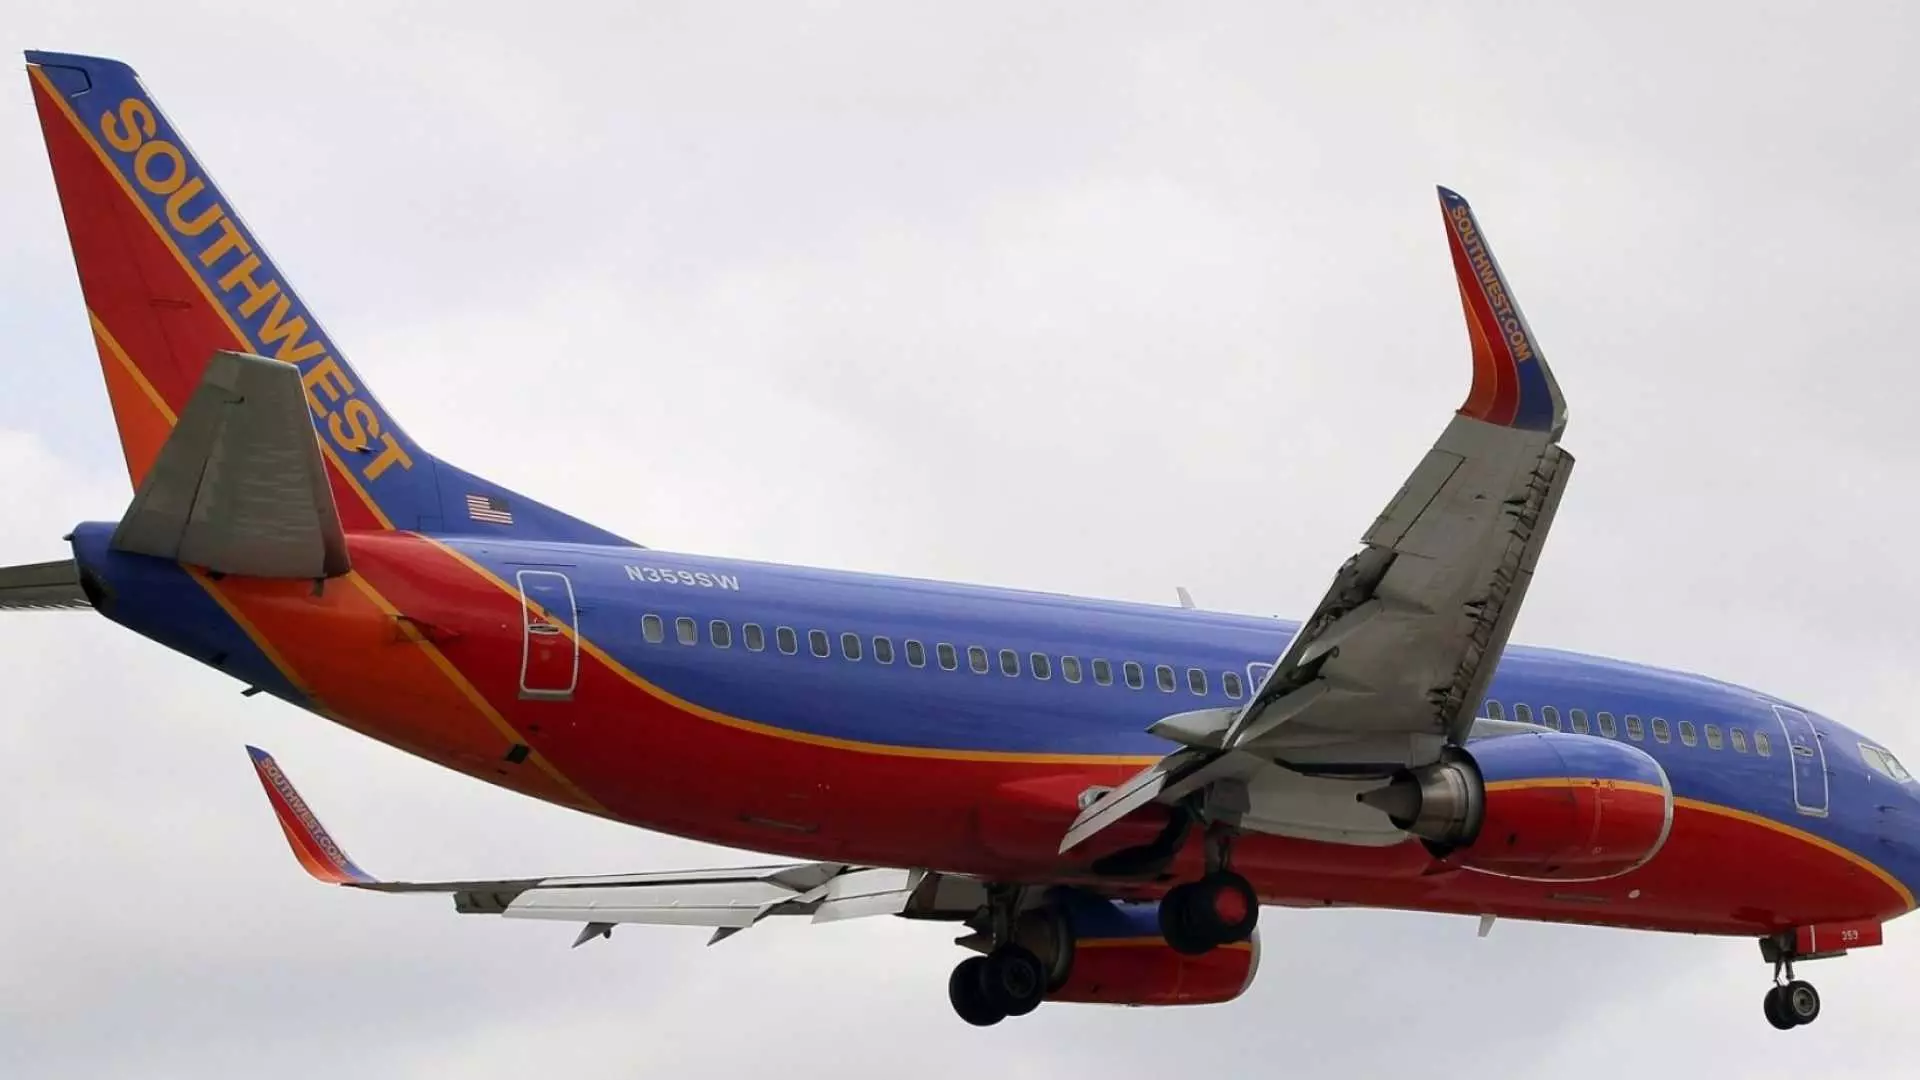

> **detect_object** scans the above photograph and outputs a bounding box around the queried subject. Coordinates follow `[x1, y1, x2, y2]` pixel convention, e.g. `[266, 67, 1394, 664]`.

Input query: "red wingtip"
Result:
[246, 746, 375, 885]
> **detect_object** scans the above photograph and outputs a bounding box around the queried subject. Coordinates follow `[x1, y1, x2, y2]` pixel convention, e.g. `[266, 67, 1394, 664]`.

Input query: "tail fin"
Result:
[25, 51, 631, 545]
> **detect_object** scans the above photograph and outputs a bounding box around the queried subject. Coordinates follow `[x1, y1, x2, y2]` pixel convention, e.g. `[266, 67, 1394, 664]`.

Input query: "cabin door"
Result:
[516, 569, 579, 700]
[1773, 705, 1829, 817]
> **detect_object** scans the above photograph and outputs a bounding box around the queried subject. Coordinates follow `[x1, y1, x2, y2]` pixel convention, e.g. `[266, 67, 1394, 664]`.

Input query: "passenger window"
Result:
[1155, 665, 1176, 693]
[1124, 662, 1145, 690]
[841, 632, 862, 661]
[937, 643, 958, 670]
[809, 629, 830, 658]
[1626, 714, 1645, 741]
[1651, 717, 1671, 744]
[710, 620, 732, 648]
[1485, 700, 1505, 722]
[1705, 724, 1724, 750]
[1093, 659, 1114, 686]
[777, 626, 798, 655]
[1731, 728, 1749, 753]
[642, 614, 665, 644]
[1598, 712, 1617, 738]
[999, 649, 1020, 677]
[1755, 731, 1773, 757]
[1031, 653, 1052, 680]
[1061, 656, 1083, 683]
[1540, 705, 1560, 730]
[1187, 668, 1207, 695]
[905, 639, 926, 667]
[1570, 709, 1590, 734]
[1514, 703, 1533, 725]
[743, 623, 766, 652]
[1248, 663, 1274, 689]
[676, 617, 697, 645]
[1223, 671, 1244, 700]
[969, 646, 989, 674]
[874, 637, 894, 664]
[1678, 720, 1698, 747]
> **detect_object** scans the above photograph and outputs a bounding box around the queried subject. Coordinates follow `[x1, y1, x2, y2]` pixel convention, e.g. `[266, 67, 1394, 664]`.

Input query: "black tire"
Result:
[1159, 883, 1216, 956]
[1200, 871, 1259, 943]
[1763, 986, 1795, 1031]
[981, 946, 1047, 1017]
[948, 957, 1005, 1027]
[1783, 980, 1821, 1026]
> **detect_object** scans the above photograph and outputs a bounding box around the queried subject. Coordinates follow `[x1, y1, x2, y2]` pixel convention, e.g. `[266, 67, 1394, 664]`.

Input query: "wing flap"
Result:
[113, 351, 349, 579]
[0, 559, 91, 611]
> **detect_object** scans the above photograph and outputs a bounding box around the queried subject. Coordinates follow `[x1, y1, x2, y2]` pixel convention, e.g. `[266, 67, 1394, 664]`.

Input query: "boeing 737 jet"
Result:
[6, 50, 1914, 1032]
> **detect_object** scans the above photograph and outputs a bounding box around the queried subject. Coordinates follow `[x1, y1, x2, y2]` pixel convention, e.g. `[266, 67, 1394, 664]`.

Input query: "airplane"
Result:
[5, 49, 1914, 1033]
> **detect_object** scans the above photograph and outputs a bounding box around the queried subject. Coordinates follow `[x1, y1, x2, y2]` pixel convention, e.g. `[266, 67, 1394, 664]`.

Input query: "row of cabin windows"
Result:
[1484, 699, 1774, 757]
[640, 613, 1262, 699]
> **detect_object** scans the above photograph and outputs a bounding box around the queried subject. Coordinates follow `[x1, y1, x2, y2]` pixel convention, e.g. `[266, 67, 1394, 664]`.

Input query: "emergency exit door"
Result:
[516, 569, 578, 699]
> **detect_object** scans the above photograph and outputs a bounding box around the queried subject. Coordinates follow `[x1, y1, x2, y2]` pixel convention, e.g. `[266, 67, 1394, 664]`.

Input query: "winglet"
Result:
[1438, 187, 1567, 439]
[246, 746, 375, 885]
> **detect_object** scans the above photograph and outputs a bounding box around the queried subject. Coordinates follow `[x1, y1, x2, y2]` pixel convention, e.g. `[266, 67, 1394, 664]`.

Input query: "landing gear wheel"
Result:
[1763, 987, 1795, 1031]
[948, 957, 1005, 1027]
[980, 946, 1047, 1017]
[1159, 871, 1260, 955]
[1782, 980, 1821, 1026]
[1159, 882, 1214, 955]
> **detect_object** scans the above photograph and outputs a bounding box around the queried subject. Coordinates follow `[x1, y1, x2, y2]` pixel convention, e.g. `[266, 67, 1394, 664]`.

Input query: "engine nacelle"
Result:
[1012, 892, 1259, 1006]
[1362, 731, 1672, 882]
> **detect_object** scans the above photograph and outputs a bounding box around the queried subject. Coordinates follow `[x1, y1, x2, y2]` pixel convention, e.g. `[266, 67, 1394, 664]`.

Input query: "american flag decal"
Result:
[465, 493, 514, 525]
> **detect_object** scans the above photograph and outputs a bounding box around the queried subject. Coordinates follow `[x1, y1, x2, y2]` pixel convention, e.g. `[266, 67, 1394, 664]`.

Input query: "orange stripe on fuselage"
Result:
[206, 569, 598, 812]
[418, 535, 1158, 768]
[1673, 797, 1915, 912]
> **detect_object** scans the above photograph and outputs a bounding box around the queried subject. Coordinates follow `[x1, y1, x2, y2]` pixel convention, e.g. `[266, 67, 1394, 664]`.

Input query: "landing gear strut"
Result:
[1761, 946, 1821, 1030]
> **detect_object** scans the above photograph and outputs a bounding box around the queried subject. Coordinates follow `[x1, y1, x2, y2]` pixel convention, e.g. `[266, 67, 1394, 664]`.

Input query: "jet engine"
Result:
[1009, 891, 1260, 1006]
[1360, 730, 1672, 881]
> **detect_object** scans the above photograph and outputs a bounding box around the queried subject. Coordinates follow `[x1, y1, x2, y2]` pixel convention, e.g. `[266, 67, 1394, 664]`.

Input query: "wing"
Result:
[0, 559, 91, 611]
[247, 747, 934, 944]
[1065, 188, 1573, 852]
[112, 351, 350, 580]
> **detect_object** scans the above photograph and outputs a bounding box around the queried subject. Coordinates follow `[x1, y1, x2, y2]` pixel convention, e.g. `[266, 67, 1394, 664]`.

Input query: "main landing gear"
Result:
[1158, 869, 1259, 955]
[948, 945, 1047, 1027]
[948, 886, 1049, 1027]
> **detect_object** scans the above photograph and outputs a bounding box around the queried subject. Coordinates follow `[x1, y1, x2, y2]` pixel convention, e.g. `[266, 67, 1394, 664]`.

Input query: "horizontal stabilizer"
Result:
[0, 559, 91, 611]
[113, 352, 350, 579]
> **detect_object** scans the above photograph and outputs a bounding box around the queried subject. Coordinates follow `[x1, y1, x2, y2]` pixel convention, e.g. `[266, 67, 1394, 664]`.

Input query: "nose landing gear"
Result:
[1763, 980, 1821, 1031]
[1760, 936, 1822, 1030]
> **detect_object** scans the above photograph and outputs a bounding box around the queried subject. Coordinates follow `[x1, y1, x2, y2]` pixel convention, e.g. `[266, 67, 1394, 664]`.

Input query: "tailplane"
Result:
[25, 50, 631, 546]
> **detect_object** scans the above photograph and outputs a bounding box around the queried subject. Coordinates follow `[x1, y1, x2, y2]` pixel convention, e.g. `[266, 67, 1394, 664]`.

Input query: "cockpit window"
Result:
[1862, 744, 1914, 783]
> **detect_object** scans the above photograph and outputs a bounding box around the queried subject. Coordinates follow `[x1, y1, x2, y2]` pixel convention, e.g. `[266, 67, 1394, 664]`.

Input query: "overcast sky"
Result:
[4, 1, 1919, 1076]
